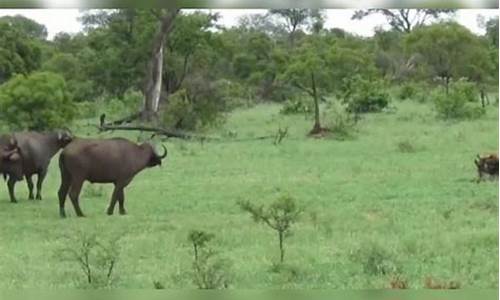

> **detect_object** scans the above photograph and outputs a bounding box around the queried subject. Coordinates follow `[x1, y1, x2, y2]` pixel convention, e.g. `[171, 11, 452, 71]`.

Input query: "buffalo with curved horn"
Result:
[58, 137, 168, 217]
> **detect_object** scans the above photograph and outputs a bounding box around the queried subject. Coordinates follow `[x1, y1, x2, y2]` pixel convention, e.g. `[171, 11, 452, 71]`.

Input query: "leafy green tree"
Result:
[352, 9, 455, 33]
[268, 9, 325, 46]
[0, 15, 47, 40]
[0, 18, 43, 83]
[278, 36, 335, 134]
[0, 72, 75, 130]
[405, 22, 492, 94]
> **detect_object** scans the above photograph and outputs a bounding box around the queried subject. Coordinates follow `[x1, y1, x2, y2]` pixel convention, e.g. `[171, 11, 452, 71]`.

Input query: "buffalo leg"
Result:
[26, 176, 34, 200]
[58, 179, 71, 218]
[7, 177, 18, 203]
[35, 170, 47, 200]
[106, 187, 119, 216]
[68, 179, 85, 217]
[117, 188, 126, 215]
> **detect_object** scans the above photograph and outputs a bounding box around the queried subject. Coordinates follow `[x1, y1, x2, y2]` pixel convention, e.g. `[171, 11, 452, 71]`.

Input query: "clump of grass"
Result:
[424, 277, 461, 289]
[322, 103, 358, 140]
[353, 242, 400, 276]
[397, 140, 417, 153]
[389, 274, 409, 289]
[238, 194, 303, 264]
[58, 232, 120, 288]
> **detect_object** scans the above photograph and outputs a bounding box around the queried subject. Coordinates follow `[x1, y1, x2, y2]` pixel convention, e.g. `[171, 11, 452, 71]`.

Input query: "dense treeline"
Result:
[0, 9, 497, 132]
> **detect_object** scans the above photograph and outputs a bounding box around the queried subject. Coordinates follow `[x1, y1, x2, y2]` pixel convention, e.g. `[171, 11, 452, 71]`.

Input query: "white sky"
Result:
[0, 9, 497, 39]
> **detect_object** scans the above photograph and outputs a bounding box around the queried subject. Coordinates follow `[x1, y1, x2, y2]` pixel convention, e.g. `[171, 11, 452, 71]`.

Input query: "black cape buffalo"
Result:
[0, 131, 73, 202]
[474, 153, 499, 182]
[58, 137, 167, 218]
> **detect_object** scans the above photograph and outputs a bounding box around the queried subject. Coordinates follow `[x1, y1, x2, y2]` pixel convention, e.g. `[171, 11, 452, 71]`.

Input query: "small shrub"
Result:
[339, 75, 390, 113]
[280, 97, 313, 115]
[433, 80, 484, 120]
[396, 82, 418, 101]
[395, 82, 428, 102]
[397, 140, 417, 153]
[187, 230, 230, 289]
[353, 243, 400, 276]
[323, 102, 357, 140]
[100, 89, 142, 119]
[238, 195, 302, 264]
[161, 76, 227, 131]
[58, 232, 120, 288]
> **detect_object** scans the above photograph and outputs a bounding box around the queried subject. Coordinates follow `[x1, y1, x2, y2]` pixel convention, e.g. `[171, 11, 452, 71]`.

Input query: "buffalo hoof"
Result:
[119, 210, 127, 215]
[76, 214, 86, 218]
[106, 210, 114, 216]
[10, 199, 17, 204]
[28, 196, 34, 200]
[36, 195, 42, 200]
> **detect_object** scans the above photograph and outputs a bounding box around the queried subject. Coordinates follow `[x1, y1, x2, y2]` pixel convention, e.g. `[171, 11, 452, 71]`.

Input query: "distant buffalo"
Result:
[58, 137, 168, 218]
[474, 153, 499, 182]
[0, 131, 73, 203]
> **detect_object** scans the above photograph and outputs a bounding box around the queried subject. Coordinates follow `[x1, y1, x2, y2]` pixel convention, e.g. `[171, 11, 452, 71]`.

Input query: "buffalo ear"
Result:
[474, 159, 480, 167]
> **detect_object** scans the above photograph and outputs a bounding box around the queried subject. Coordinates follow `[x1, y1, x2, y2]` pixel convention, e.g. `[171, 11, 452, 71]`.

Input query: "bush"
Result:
[339, 75, 390, 113]
[395, 82, 428, 102]
[280, 97, 313, 115]
[0, 71, 75, 130]
[98, 89, 142, 119]
[238, 195, 302, 264]
[433, 80, 484, 119]
[323, 102, 357, 140]
[353, 242, 400, 276]
[58, 232, 120, 288]
[161, 75, 227, 131]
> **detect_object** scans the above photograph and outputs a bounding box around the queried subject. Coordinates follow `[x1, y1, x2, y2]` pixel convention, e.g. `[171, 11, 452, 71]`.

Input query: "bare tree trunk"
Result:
[310, 72, 321, 134]
[142, 9, 179, 122]
[444, 76, 450, 95]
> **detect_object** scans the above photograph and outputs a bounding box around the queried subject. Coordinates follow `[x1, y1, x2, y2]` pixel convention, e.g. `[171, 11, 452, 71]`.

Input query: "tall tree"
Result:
[268, 9, 324, 46]
[279, 36, 335, 134]
[142, 9, 179, 121]
[352, 9, 455, 33]
[405, 22, 492, 95]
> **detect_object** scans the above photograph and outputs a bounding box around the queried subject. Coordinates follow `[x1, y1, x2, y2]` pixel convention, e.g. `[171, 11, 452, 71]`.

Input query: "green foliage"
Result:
[0, 19, 43, 83]
[395, 82, 429, 102]
[187, 230, 230, 289]
[42, 53, 96, 102]
[58, 232, 120, 288]
[352, 242, 400, 276]
[162, 76, 227, 130]
[339, 75, 390, 113]
[238, 195, 302, 263]
[323, 102, 357, 140]
[432, 80, 485, 120]
[280, 97, 313, 115]
[0, 71, 75, 130]
[405, 22, 493, 86]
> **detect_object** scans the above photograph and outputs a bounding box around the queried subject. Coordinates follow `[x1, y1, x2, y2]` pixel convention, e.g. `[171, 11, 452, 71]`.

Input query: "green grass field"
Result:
[0, 101, 497, 288]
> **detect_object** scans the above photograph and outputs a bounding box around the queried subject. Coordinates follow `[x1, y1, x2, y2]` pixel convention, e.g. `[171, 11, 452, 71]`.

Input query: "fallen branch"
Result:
[98, 114, 218, 140]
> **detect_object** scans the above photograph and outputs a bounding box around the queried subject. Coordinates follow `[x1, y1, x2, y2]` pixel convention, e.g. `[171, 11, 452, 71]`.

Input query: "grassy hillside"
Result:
[0, 101, 497, 288]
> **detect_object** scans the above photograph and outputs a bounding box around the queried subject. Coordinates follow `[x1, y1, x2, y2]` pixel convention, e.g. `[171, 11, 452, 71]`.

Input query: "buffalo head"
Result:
[1, 136, 21, 163]
[147, 144, 167, 167]
[57, 130, 74, 148]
